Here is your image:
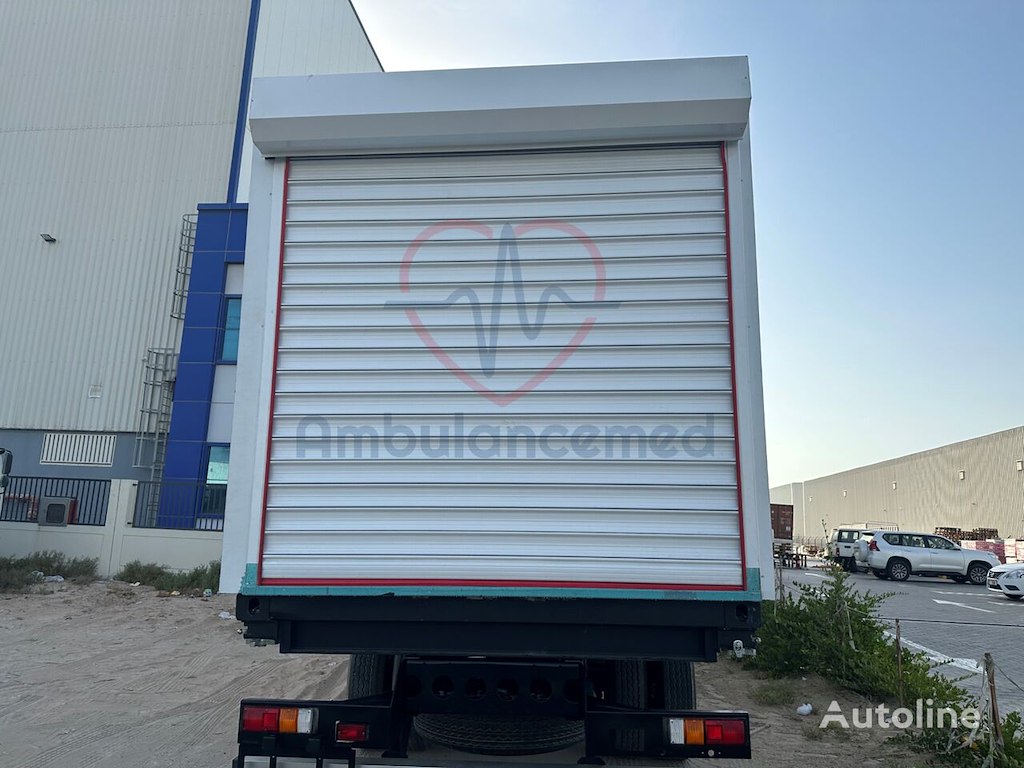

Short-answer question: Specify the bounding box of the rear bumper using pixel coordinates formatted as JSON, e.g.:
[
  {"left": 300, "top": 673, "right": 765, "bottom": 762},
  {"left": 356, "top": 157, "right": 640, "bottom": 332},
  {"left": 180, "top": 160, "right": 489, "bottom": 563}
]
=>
[
  {"left": 237, "top": 594, "right": 762, "bottom": 660},
  {"left": 236, "top": 689, "right": 752, "bottom": 764},
  {"left": 863, "top": 552, "right": 889, "bottom": 570}
]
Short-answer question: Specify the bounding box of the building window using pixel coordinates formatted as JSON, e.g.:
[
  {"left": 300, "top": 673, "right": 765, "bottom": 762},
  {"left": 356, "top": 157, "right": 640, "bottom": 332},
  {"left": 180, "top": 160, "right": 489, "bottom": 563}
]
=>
[
  {"left": 202, "top": 445, "right": 229, "bottom": 518},
  {"left": 206, "top": 445, "right": 230, "bottom": 484},
  {"left": 219, "top": 297, "right": 241, "bottom": 362}
]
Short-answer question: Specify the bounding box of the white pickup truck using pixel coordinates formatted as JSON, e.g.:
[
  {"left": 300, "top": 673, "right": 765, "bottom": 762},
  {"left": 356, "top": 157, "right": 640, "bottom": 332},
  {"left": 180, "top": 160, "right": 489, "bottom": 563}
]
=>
[{"left": 220, "top": 56, "right": 772, "bottom": 765}]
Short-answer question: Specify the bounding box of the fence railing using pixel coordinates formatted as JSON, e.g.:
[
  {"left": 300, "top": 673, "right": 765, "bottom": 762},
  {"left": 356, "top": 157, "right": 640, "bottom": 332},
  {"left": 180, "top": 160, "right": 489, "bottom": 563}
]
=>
[
  {"left": 1, "top": 476, "right": 111, "bottom": 526},
  {"left": 132, "top": 480, "right": 226, "bottom": 531}
]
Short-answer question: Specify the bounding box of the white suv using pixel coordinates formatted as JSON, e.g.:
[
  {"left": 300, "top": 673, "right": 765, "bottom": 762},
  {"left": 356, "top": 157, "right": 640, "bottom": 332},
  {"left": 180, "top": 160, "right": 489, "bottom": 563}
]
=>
[{"left": 855, "top": 531, "right": 999, "bottom": 584}]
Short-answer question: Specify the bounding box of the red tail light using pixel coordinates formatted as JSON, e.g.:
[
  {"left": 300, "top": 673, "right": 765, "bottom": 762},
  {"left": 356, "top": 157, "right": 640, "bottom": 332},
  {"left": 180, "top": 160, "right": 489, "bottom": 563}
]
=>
[
  {"left": 336, "top": 723, "right": 369, "bottom": 743},
  {"left": 704, "top": 718, "right": 747, "bottom": 746},
  {"left": 869, "top": 540, "right": 879, "bottom": 551},
  {"left": 242, "top": 706, "right": 280, "bottom": 733}
]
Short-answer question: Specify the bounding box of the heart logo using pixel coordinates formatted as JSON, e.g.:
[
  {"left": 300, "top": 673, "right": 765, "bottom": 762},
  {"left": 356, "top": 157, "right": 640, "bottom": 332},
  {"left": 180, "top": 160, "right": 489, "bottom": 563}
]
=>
[{"left": 398, "top": 219, "right": 608, "bottom": 406}]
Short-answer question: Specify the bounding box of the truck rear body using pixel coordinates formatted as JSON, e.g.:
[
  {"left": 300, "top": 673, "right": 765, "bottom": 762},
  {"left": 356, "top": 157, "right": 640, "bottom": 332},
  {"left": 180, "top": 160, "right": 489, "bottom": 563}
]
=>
[{"left": 224, "top": 56, "right": 771, "bottom": 763}]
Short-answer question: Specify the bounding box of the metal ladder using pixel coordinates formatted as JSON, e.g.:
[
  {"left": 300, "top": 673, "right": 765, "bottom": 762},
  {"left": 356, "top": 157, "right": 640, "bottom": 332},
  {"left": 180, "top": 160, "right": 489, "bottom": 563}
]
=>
[{"left": 132, "top": 212, "right": 197, "bottom": 501}]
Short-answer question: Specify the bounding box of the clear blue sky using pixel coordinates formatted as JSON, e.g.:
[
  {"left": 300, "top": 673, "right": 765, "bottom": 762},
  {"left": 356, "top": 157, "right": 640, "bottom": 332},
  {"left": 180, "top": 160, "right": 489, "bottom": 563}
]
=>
[{"left": 353, "top": 0, "right": 1024, "bottom": 487}]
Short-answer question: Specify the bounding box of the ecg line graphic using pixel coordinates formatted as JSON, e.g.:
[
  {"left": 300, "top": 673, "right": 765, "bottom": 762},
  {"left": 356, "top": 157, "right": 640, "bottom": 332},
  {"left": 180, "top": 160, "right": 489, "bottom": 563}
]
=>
[{"left": 391, "top": 223, "right": 617, "bottom": 377}]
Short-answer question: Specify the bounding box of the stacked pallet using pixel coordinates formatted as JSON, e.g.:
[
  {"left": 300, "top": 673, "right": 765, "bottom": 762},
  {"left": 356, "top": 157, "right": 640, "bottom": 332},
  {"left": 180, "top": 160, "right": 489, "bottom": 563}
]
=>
[
  {"left": 967, "top": 527, "right": 1000, "bottom": 540},
  {"left": 961, "top": 539, "right": 1007, "bottom": 563},
  {"left": 933, "top": 528, "right": 1024, "bottom": 563},
  {"left": 1004, "top": 539, "right": 1024, "bottom": 564}
]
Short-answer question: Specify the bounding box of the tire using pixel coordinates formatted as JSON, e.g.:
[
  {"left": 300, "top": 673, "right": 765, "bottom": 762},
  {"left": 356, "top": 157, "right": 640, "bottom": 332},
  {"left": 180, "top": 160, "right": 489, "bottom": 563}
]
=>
[
  {"left": 608, "top": 660, "right": 695, "bottom": 753},
  {"left": 347, "top": 653, "right": 391, "bottom": 698},
  {"left": 872, "top": 569, "right": 888, "bottom": 579},
  {"left": 855, "top": 540, "right": 870, "bottom": 563},
  {"left": 967, "top": 562, "right": 991, "bottom": 585},
  {"left": 414, "top": 715, "right": 584, "bottom": 756},
  {"left": 886, "top": 558, "right": 911, "bottom": 582},
  {"left": 663, "top": 660, "right": 697, "bottom": 709},
  {"left": 611, "top": 660, "right": 645, "bottom": 753},
  {"left": 413, "top": 662, "right": 584, "bottom": 757},
  {"left": 1006, "top": 594, "right": 1023, "bottom": 601}
]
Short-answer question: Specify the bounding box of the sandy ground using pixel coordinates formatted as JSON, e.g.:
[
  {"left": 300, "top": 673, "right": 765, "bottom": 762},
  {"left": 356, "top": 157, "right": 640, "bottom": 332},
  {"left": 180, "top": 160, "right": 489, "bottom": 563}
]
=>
[{"left": 0, "top": 582, "right": 925, "bottom": 768}]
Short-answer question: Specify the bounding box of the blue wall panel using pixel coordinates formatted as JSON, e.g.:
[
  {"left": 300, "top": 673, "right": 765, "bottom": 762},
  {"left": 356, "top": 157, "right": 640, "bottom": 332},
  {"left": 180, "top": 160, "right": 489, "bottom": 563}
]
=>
[{"left": 161, "top": 203, "right": 248, "bottom": 527}]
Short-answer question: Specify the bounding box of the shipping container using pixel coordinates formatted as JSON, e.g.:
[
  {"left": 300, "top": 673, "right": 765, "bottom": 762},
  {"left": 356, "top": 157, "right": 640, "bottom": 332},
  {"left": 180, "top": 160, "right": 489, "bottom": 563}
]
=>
[{"left": 770, "top": 503, "right": 794, "bottom": 540}]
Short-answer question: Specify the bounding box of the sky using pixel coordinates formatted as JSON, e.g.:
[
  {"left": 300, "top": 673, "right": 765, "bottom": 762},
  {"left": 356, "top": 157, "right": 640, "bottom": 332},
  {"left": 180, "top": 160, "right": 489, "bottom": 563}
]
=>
[{"left": 352, "top": 0, "right": 1024, "bottom": 487}]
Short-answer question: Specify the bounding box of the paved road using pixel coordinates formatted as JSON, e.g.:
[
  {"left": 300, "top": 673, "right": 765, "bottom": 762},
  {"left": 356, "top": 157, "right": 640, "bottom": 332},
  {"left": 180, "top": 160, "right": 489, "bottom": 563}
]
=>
[{"left": 781, "top": 565, "right": 1024, "bottom": 713}]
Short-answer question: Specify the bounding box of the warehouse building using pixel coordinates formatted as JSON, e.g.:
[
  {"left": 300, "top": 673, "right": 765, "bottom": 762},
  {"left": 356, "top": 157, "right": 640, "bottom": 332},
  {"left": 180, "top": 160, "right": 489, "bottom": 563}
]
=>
[
  {"left": 771, "top": 425, "right": 1024, "bottom": 543},
  {"left": 0, "top": 1, "right": 379, "bottom": 568}
]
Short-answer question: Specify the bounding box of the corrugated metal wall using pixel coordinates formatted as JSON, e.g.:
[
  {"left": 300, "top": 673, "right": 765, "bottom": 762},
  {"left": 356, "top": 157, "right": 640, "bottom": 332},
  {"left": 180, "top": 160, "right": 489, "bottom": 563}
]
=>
[
  {"left": 235, "top": 0, "right": 382, "bottom": 201},
  {"left": 0, "top": 0, "right": 250, "bottom": 432},
  {"left": 253, "top": 0, "right": 380, "bottom": 75},
  {"left": 778, "top": 427, "right": 1024, "bottom": 540}
]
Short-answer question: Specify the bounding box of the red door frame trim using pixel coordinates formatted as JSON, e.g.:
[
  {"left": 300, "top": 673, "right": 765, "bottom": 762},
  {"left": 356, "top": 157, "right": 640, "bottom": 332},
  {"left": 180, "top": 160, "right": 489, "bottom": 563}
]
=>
[{"left": 257, "top": 147, "right": 749, "bottom": 591}]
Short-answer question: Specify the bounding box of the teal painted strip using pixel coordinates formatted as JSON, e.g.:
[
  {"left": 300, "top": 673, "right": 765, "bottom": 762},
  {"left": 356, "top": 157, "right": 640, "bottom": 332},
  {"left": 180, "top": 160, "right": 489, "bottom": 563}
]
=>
[{"left": 242, "top": 564, "right": 762, "bottom": 601}]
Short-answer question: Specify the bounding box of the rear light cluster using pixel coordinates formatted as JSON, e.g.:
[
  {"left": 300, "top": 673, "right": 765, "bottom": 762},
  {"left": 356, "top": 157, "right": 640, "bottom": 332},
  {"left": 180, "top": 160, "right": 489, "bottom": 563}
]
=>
[
  {"left": 241, "top": 705, "right": 370, "bottom": 744},
  {"left": 668, "top": 717, "right": 747, "bottom": 747},
  {"left": 869, "top": 540, "right": 879, "bottom": 551},
  {"left": 242, "top": 705, "right": 316, "bottom": 734}
]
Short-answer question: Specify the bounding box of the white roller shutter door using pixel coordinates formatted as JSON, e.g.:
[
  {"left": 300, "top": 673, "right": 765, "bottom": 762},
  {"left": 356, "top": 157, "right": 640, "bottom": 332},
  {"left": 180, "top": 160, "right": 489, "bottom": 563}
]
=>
[{"left": 260, "top": 144, "right": 745, "bottom": 588}]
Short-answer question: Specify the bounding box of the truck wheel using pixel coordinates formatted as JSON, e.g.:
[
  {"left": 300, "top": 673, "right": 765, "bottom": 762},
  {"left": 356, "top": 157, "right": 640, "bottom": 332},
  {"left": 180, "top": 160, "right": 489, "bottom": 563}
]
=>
[
  {"left": 663, "top": 660, "right": 697, "bottom": 709},
  {"left": 347, "top": 653, "right": 392, "bottom": 698},
  {"left": 414, "top": 714, "right": 584, "bottom": 756},
  {"left": 353, "top": 656, "right": 581, "bottom": 755},
  {"left": 611, "top": 660, "right": 646, "bottom": 752},
  {"left": 610, "top": 659, "right": 695, "bottom": 752}
]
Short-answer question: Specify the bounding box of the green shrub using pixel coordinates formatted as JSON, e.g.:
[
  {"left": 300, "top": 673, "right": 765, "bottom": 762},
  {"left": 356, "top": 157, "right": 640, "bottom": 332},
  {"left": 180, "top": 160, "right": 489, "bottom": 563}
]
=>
[
  {"left": 0, "top": 551, "right": 98, "bottom": 590},
  {"left": 114, "top": 560, "right": 220, "bottom": 592},
  {"left": 750, "top": 567, "right": 967, "bottom": 705},
  {"left": 749, "top": 566, "right": 1024, "bottom": 766}
]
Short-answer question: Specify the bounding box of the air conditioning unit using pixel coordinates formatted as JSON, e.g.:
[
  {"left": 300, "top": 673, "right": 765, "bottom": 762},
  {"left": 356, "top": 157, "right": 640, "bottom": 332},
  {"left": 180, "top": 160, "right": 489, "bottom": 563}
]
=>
[{"left": 37, "top": 496, "right": 76, "bottom": 526}]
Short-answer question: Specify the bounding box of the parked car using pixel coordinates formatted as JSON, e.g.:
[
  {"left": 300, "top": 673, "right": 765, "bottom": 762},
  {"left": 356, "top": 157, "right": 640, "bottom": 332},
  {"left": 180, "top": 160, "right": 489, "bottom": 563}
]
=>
[
  {"left": 986, "top": 563, "right": 1024, "bottom": 600},
  {"left": 829, "top": 527, "right": 876, "bottom": 572},
  {"left": 855, "top": 531, "right": 1000, "bottom": 583}
]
